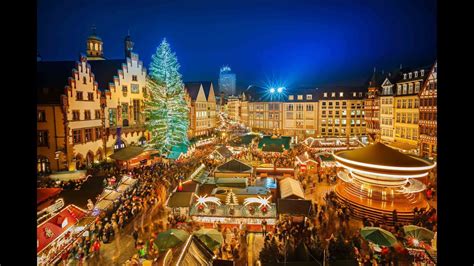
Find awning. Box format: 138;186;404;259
109;146;146;161
167;192;194;208
37;205;88;253
279;178;305;199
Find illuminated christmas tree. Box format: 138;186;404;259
226;189;239;206
145;38;189;153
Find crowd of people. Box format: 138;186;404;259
38;176;89;190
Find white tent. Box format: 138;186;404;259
116;183;130;193
279;178;305;200
104;190;122;201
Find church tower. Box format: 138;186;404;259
124;31;134;58
86;25;105;60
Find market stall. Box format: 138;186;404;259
37;204;89;265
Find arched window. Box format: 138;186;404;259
94;43;98;51
37;156;51;175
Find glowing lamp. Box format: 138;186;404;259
277;87;284;93
269;88;275;93
413;238;419;247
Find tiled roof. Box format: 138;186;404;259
184;82;202;101
215;159;253;173
37;61;76;104
87;59;126;92
184;81;213;101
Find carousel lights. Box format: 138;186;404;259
332;152;436;172
337;162;430;179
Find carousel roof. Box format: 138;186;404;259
334;142;433;168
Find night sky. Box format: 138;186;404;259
37;0;437;90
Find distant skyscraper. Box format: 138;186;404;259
219;66;236;97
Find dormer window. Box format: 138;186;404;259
289;95;294;100
339;92;343;97
421;69;425;76
353;92;356;97
323;93;328;97
306;94;312;100
414;71;418;78
331;92;336;97
403;74;407;79
359;92;363;97
409;73;412;79
297;95;303;100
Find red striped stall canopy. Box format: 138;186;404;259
37;204;87;253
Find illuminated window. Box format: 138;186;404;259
409;73;412;79
339;92;343;97
95;110;101;119
414;71;418;78
88;92;94;101
37;131;48;146
421;69;425;76
297;95;303;100
289;95;294;100
306;94;312;100
323;93;327;97
38;110;46;122
353;92;356;97
331;92;336;97
132;75;138;81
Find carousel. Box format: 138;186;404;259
333;143;436;223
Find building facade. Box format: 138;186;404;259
226;96;241;122
219;66;236;97
379;72;400;144
364;71;383;142
282;90;318;138
184;82;218;138
392;67;429;153
37;30;150;173
318;89;366;138
239;86;366;139
419;61;437;159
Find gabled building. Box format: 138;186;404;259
37;55;104;172
89;33;149;157
379;70;402;144
184;82;217;138
419;61;437;159
37;28;149;173
364;70;384;142
392;65;431;154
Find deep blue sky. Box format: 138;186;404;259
37;0;436;90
